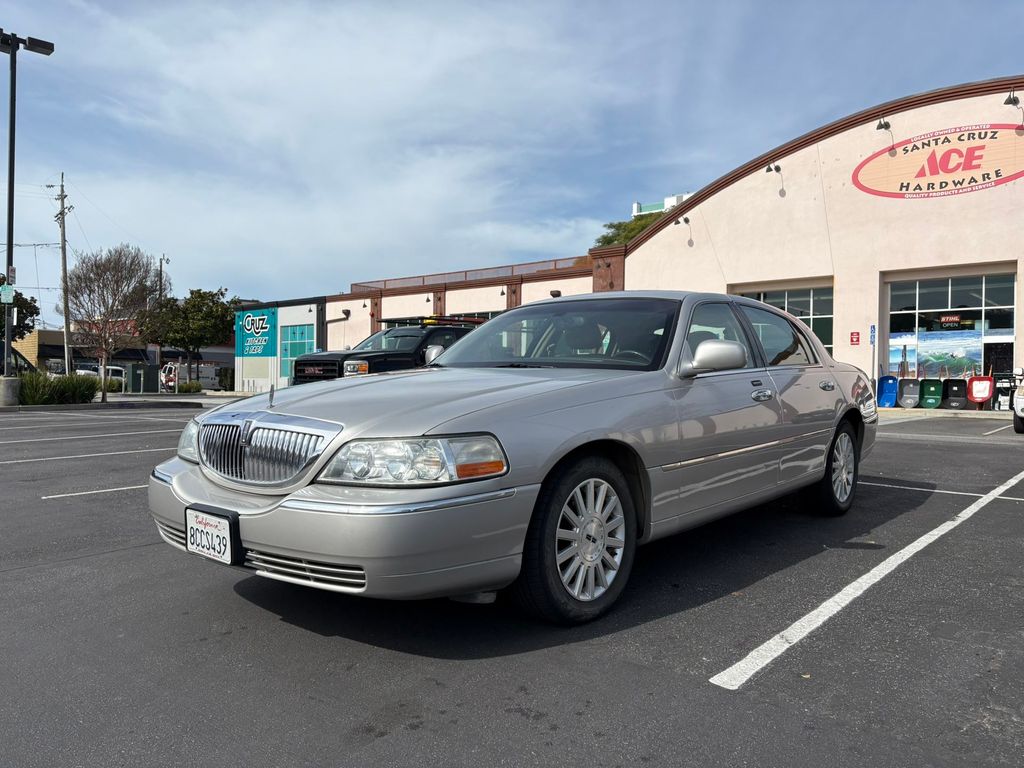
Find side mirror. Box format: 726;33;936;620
424;345;445;365
1014;367;1023;377
679;339;747;378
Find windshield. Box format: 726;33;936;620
435;298;679;370
353;328;425;352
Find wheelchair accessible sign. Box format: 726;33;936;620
235;308;277;358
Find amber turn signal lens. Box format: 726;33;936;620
456;460;507;479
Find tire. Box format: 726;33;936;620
1014;412;1024;434
813;421;859;517
511;456;637;625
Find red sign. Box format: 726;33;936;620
850;332;860;346
852;124;1024;199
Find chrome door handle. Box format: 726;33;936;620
751;388;774;402
818;380;836;391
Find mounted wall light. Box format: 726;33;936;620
550;290;562;298
1004;90;1019;107
362;300;367;308
765;163;781;174
426;295;431;303
876;117;891;131
341;308;351;319
500;288;505;296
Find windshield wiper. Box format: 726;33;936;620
491;362;554;368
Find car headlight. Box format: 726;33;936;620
177;419;200;463
318;435;507;486
344;360;369;376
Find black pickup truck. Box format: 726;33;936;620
291;320;478;385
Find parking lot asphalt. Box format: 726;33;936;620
1;409;1022;767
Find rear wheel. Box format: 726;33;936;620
511;456;636;624
1014;412;1024;434
813;422;859;516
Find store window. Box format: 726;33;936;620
887;274;1015;377
280;324;315;378
737;287;834;353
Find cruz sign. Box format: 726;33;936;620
235;308;277;358
852;123;1024;199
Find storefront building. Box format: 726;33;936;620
234;297;326;392
254;75;1023;390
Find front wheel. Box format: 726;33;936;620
511;456;637;624
1014;412;1024;434
813;422;859;516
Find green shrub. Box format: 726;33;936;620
18;373;99;405
104;377;123;393
177;380;204;393
18;372;55;405
61;374;99;403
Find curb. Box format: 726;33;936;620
878;407;1011;419
0;401;204;413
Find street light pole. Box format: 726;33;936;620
0;29;54;385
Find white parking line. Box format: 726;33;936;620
0;415;194;431
41;485;148;500
0;428;182;445
859;480;1024;503
982;424;1013;436
709;466;1024;691
18;411;196;424
0;447;175;465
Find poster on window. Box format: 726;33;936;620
888;344;917;377
917;330;983;377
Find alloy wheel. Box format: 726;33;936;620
555;478;626;601
831;431;856;503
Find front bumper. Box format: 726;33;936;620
149;458;540;599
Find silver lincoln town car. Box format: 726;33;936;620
150;291;876;623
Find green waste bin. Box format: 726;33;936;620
920;378;942;408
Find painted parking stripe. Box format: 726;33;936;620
0;418;190;432
982;424;1013;436
42;485;148;500
859;480;1024;503
709;466;1024;691
15;411;196;424
0;428;182;445
0;447;176;465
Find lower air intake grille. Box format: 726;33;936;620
245;549;367;592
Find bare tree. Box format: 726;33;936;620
60;244;158;403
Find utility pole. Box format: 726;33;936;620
156;253;169;368
54;173;72;375
0;29;54;393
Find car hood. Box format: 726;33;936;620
215;366;639;437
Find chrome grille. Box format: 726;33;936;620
199;423;324;485
245;549;367;592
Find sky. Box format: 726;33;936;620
3;0;1023;327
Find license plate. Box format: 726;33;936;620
185;509;233;564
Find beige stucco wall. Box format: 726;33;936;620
625;92;1024;374
326;298;373;350
446;285;506;314
382;292;433;321
520;276;594;305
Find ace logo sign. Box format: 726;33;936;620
235;308;278;358
852;123;1024;199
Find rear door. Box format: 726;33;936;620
668;301;785;515
738;305;843;485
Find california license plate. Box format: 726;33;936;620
185;509;233;564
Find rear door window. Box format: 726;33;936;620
740;306;815;366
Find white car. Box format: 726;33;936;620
1013;367;1024;433
74;365;125;382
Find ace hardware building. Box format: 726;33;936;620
236;75;1024;392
